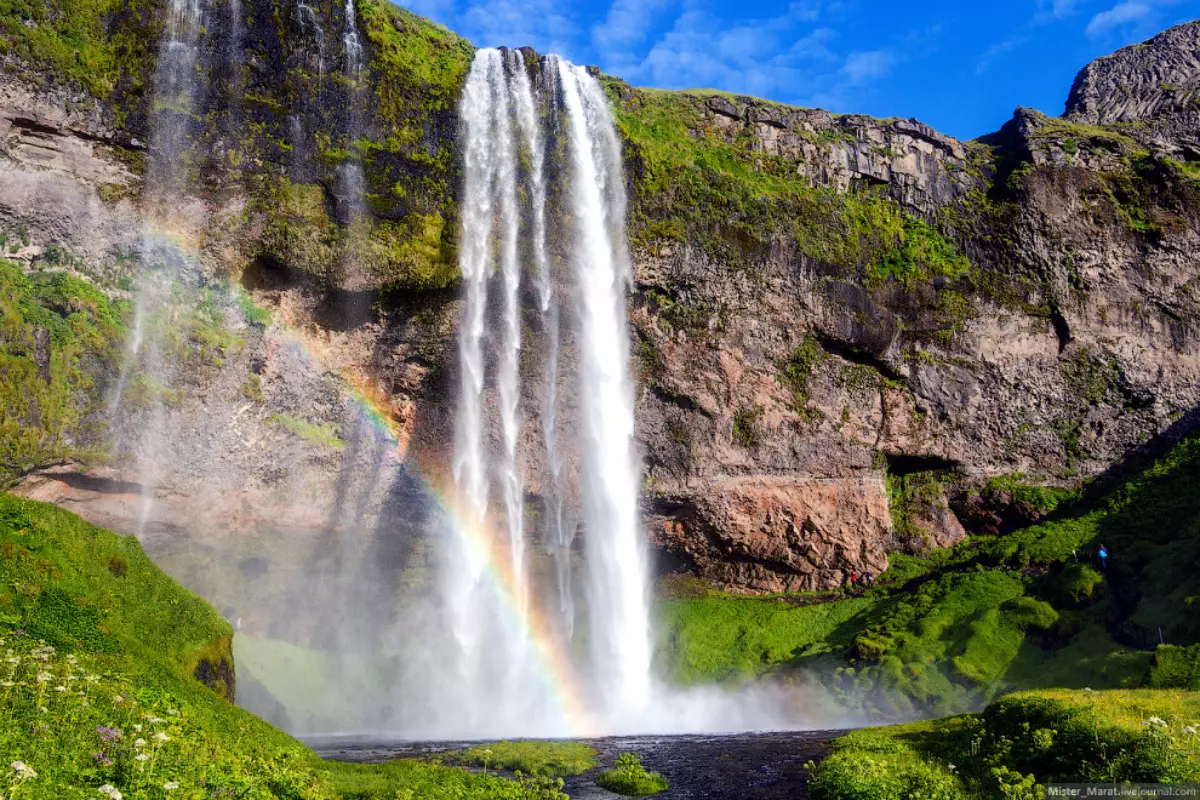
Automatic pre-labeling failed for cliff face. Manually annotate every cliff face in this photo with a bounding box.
[2,5,1199,612]
[1065,21,1200,157]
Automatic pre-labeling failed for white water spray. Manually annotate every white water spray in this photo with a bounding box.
[342,0,364,78]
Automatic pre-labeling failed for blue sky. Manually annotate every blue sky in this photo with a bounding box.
[396,0,1200,140]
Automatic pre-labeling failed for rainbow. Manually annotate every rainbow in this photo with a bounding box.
[128,215,599,736]
[269,324,598,738]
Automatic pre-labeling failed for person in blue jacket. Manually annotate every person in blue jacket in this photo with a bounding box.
[1098,544,1108,570]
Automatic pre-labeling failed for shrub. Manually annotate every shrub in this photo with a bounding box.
[595,753,668,796]
[732,406,761,447]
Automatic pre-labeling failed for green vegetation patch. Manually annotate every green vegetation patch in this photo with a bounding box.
[0,0,159,104]
[656,594,877,684]
[778,335,827,416]
[0,260,125,486]
[1149,645,1200,690]
[453,741,599,777]
[810,689,1200,799]
[0,494,572,799]
[266,414,345,450]
[595,752,669,796]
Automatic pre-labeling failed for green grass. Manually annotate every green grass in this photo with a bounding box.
[595,753,669,796]
[452,741,598,777]
[655,594,877,684]
[323,759,570,800]
[0,494,571,799]
[809,689,1200,799]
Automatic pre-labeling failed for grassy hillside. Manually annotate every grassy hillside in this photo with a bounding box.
[809,689,1200,799]
[655,430,1200,719]
[0,493,569,799]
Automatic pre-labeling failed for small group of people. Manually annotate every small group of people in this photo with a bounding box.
[842,569,874,596]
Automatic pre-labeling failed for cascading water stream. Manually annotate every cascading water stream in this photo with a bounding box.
[437,48,652,736]
[342,0,364,77]
[107,0,212,537]
[554,57,651,715]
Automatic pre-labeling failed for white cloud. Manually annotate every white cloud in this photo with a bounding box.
[1086,1,1154,35]
[1084,0,1186,37]
[592,0,675,71]
[618,2,887,106]
[1037,0,1087,18]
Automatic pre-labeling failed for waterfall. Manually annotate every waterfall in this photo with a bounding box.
[434,48,649,737]
[343,0,365,77]
[337,0,368,275]
[553,56,651,714]
[107,0,213,532]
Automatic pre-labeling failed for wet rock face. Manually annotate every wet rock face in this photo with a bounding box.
[1065,20,1200,155]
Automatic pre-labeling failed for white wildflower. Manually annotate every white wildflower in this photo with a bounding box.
[152,732,170,742]
[85,675,100,683]
[163,782,180,791]
[98,784,123,799]
[134,754,149,762]
[112,695,125,704]
[1185,725,1197,736]
[34,671,51,683]
[10,762,36,781]
[133,724,143,733]
[166,709,178,716]
[0,682,12,688]
[134,738,146,748]
[54,686,67,692]
[1146,716,1168,728]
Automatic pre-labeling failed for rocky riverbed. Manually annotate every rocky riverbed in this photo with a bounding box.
[314,730,845,799]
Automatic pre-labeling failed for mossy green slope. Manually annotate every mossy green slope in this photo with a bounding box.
[603,80,971,287]
[0,493,569,799]
[809,689,1200,799]
[0,260,125,487]
[0,0,159,114]
[657,431,1200,719]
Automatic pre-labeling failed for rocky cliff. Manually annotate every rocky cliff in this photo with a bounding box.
[2,4,1199,627]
